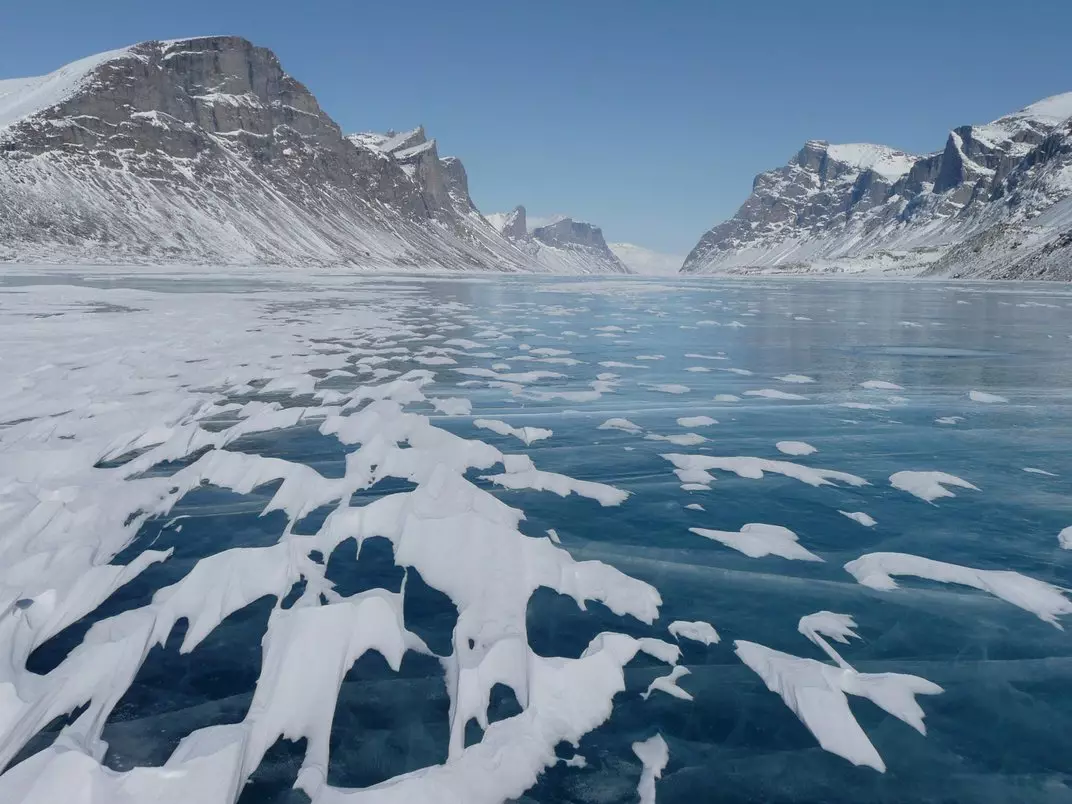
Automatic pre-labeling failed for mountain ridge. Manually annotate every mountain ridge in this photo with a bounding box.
[681,91,1072,279]
[0,36,624,273]
[487,205,629,274]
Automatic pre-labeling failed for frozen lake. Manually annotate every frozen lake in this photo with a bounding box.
[2,270,1072,804]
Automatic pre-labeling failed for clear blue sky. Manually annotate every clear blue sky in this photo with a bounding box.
[3,0,1071,254]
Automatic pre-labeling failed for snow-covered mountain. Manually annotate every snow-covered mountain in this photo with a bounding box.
[682,93,1072,279]
[608,242,685,275]
[487,205,630,274]
[0,37,620,273]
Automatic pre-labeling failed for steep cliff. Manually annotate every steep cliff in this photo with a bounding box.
[682,93,1072,278]
[488,205,630,274]
[0,37,540,270]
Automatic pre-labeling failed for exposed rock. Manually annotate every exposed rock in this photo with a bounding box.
[0,37,563,271]
[486,207,629,273]
[682,92,1072,279]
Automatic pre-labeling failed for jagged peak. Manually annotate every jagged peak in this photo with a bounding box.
[377,126,426,154]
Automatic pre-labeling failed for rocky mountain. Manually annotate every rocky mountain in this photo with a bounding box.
[682,93,1072,279]
[487,205,629,273]
[0,36,620,273]
[608,242,685,275]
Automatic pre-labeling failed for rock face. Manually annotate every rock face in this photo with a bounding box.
[488,206,629,274]
[682,93,1072,279]
[0,37,560,271]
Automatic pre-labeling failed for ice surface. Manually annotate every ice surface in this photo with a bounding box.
[935,416,963,425]
[775,374,816,384]
[844,552,1072,626]
[776,441,816,456]
[861,380,904,391]
[632,734,669,804]
[1023,467,1057,476]
[890,470,979,502]
[0,279,689,804]
[646,383,691,395]
[646,432,708,446]
[1060,527,1072,550]
[690,523,822,561]
[668,620,720,645]
[3,274,1071,803]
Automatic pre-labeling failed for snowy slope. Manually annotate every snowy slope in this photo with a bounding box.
[0,47,135,132]
[0,37,627,273]
[609,242,685,275]
[683,91,1072,279]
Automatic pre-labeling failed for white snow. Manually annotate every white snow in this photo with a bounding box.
[473,418,552,445]
[969,390,1009,404]
[776,441,816,456]
[0,277,680,804]
[677,415,717,428]
[690,523,822,561]
[839,510,877,527]
[431,396,473,416]
[775,374,815,384]
[668,620,720,645]
[735,611,942,772]
[825,142,919,181]
[744,389,808,400]
[860,380,904,391]
[844,552,1072,626]
[1060,527,1072,550]
[646,383,691,395]
[0,47,134,131]
[598,417,642,433]
[641,664,693,701]
[631,734,669,804]
[890,470,979,502]
[663,454,867,490]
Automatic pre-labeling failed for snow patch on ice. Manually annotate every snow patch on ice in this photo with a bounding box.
[690,523,822,561]
[890,470,979,502]
[844,552,1072,626]
[776,441,816,456]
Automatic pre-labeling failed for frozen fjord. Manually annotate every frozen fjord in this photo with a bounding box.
[1,270,1072,804]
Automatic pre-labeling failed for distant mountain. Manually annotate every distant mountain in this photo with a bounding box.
[487,205,630,274]
[608,242,684,275]
[682,93,1072,279]
[0,37,622,273]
